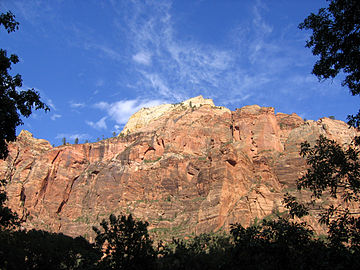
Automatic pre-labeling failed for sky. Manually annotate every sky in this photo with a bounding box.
[1,0,358,145]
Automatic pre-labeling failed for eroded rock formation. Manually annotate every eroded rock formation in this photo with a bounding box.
[1,96,358,240]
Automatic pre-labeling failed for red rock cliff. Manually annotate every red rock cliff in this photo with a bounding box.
[0,97,358,240]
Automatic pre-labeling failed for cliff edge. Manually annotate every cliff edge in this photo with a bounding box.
[0,97,358,241]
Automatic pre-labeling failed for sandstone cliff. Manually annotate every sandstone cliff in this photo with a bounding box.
[0,97,358,240]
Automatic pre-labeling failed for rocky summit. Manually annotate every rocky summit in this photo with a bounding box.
[0,96,358,241]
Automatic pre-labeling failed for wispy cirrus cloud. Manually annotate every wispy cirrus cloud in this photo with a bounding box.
[85,43,123,62]
[94,99,166,125]
[112,0,238,102]
[63,0,321,113]
[106,0,309,107]
[133,51,152,65]
[86,116,107,130]
[70,101,85,108]
[55,133,90,141]
[50,114,62,121]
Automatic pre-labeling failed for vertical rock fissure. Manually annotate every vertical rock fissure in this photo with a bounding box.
[34,169,51,207]
[230,112,235,139]
[56,176,79,214]
[7,146,20,182]
[51,150,62,164]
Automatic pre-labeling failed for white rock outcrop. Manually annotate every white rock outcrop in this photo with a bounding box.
[121,95,218,134]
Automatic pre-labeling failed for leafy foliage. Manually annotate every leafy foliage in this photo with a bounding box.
[283,192,309,218]
[93,214,155,269]
[158,232,231,270]
[0,11,19,33]
[159,217,359,269]
[289,135,360,250]
[0,179,19,231]
[0,212,358,269]
[0,229,100,270]
[299,0,360,96]
[298,135,360,201]
[299,0,360,127]
[294,0,360,254]
[0,11,48,159]
[229,219,319,269]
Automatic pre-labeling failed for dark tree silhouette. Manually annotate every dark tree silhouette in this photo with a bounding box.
[296,136,360,250]
[0,229,100,269]
[93,214,156,269]
[0,11,49,159]
[0,180,19,231]
[299,0,360,127]
[299,0,360,96]
[291,0,360,251]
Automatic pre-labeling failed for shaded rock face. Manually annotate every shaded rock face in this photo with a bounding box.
[0,100,358,240]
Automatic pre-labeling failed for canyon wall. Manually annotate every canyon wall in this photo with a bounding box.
[1,96,357,240]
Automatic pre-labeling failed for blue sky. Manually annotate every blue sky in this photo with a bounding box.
[1,0,358,145]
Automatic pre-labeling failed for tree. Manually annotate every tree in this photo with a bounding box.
[299,0,360,125]
[299,0,360,95]
[74,137,79,144]
[93,214,155,269]
[62,137,66,145]
[283,0,360,252]
[0,11,49,159]
[0,180,19,231]
[291,136,360,250]
[0,229,100,269]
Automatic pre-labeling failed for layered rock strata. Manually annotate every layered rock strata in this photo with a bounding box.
[0,97,358,240]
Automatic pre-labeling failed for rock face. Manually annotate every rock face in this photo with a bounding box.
[122,95,218,134]
[0,97,358,240]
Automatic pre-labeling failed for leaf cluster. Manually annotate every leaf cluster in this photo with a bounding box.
[0,11,49,159]
[287,135,360,250]
[298,135,360,202]
[93,214,155,269]
[0,229,100,270]
[0,212,359,269]
[299,0,360,96]
[0,11,19,33]
[0,179,19,231]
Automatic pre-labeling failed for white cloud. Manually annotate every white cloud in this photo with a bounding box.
[70,102,85,108]
[142,72,182,100]
[47,98,57,111]
[116,0,238,102]
[113,0,305,108]
[88,0,332,113]
[221,94,251,105]
[55,133,89,140]
[88,43,123,61]
[114,124,121,132]
[252,0,273,35]
[86,116,108,130]
[50,114,62,121]
[94,99,166,125]
[133,51,152,65]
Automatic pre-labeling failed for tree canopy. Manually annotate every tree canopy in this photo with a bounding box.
[291,0,360,252]
[93,214,156,269]
[0,11,49,159]
[299,0,360,96]
[287,136,360,250]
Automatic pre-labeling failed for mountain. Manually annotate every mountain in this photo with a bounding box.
[0,96,358,241]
